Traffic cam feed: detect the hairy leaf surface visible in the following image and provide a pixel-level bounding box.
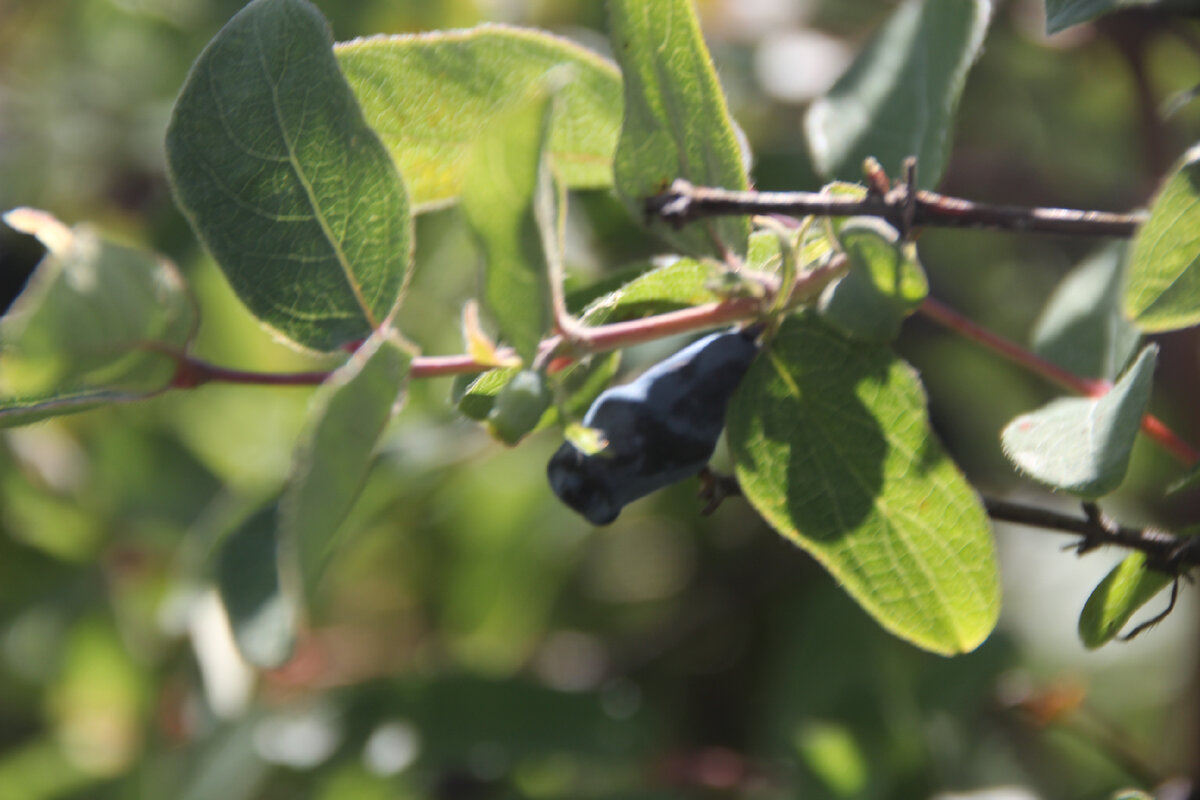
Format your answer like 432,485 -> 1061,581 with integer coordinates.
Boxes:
608,0 -> 751,257
336,26 -> 622,211
167,0 -> 411,352
1124,145 -> 1200,332
1002,345 -> 1157,497
805,0 -> 991,190
728,315 -> 999,655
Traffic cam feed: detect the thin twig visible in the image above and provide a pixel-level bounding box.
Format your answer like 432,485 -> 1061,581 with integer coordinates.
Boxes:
648,179 -> 1148,238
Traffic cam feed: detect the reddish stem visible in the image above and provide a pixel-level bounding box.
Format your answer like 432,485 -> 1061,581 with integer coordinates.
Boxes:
919,297 -> 1200,466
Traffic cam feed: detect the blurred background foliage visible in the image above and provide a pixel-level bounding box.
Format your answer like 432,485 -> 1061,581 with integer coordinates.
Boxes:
1,0 -> 1200,798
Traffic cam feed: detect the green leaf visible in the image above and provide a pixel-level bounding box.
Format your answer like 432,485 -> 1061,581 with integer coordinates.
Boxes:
608,0 -> 751,257
1045,0 -> 1198,34
1124,144 -> 1200,332
279,331 -> 412,610
728,315 -> 999,655
166,0 -> 411,353
818,218 -> 928,342
580,258 -> 726,326
0,209 -> 196,426
335,26 -> 623,211
216,505 -> 296,668
461,89 -> 555,363
1001,345 -> 1158,497
804,0 -> 991,190
1033,243 -> 1140,381
1078,552 -> 1173,649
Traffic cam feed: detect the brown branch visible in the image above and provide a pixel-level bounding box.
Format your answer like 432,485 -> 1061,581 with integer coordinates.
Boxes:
648,178 -> 1147,238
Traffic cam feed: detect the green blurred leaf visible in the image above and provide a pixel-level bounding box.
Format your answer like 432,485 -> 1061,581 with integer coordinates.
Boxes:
794,721 -> 868,798
1124,144 -> 1200,332
608,0 -> 751,257
818,217 -> 927,342
462,88 -> 555,363
280,331 -> 412,609
166,0 -> 411,353
579,258 -> 726,325
335,26 -> 622,211
1001,345 -> 1157,497
216,506 -> 296,668
487,369 -> 552,445
728,315 -> 999,655
1045,0 -> 1198,34
804,0 -> 991,190
1033,243 -> 1140,380
0,210 -> 195,427
1078,552 -> 1173,649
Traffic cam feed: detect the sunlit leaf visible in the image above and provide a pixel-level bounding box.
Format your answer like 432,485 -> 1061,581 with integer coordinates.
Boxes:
279,331 -> 412,609
728,314 -> 999,655
0,210 -> 195,426
1001,345 -> 1157,498
1078,552 -> 1174,648
1124,144 -> 1200,332
461,88 -> 555,363
335,26 -> 622,211
608,0 -> 751,257
805,0 -> 991,190
166,0 -> 411,353
1032,243 -> 1140,380
818,217 -> 927,342
216,506 -> 296,668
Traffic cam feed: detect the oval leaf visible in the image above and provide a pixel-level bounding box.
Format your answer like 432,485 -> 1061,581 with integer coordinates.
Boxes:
0,210 -> 195,426
1001,344 -> 1158,498
166,0 -> 411,353
1032,243 -> 1140,380
805,0 -> 991,190
608,0 -> 751,257
335,26 -> 622,211
217,505 -> 296,668
1078,552 -> 1173,649
818,217 -> 928,342
279,331 -> 413,610
1046,0 -> 1197,34
461,89 -> 555,363
1124,144 -> 1200,333
728,315 -> 999,655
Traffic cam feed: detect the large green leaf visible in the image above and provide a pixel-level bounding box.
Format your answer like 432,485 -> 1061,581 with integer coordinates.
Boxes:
804,0 -> 991,190
1124,144 -> 1200,332
461,89 -> 555,363
608,0 -> 751,258
166,0 -> 411,353
335,26 -> 622,212
1001,345 -> 1157,498
728,315 -> 999,655
1045,0 -> 1199,34
818,217 -> 928,342
0,209 -> 195,427
216,505 -> 296,668
1078,552 -> 1173,649
279,331 -> 412,610
1032,243 -> 1140,380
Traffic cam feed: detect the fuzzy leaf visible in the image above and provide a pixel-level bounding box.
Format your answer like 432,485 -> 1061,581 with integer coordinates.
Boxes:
335,26 -> 622,211
1124,144 -> 1200,333
818,218 -> 927,342
279,331 -> 412,609
166,0 -> 411,353
1078,552 -> 1173,648
608,0 -> 751,257
1002,345 -> 1158,497
461,89 -> 555,363
1033,243 -> 1140,380
0,210 -> 195,426
728,314 -> 999,655
805,0 -> 991,190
